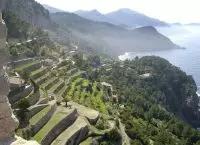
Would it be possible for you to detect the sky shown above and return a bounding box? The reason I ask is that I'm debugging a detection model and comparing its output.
[36,0,200,24]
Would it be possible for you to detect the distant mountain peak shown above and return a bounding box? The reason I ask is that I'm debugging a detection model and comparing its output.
[106,9,169,27]
[43,4,66,13]
[75,9,101,14]
[117,8,137,14]
[74,9,119,25]
[90,9,100,13]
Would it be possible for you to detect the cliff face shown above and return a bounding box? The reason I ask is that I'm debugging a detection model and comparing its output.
[0,14,18,141]
[0,13,39,145]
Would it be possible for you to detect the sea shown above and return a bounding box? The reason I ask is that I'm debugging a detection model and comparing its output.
[119,26,200,95]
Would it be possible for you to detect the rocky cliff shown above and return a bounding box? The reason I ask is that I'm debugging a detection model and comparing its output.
[0,12,39,145]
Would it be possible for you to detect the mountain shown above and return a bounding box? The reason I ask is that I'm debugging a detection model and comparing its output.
[106,8,169,27]
[43,4,66,13]
[50,12,180,56]
[0,0,51,28]
[0,0,179,56]
[75,9,120,25]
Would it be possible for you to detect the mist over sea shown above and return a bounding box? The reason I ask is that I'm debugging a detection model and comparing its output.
[119,26,200,94]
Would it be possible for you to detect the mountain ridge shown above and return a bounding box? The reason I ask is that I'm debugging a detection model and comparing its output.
[106,8,169,27]
[43,4,66,13]
[74,9,120,25]
[50,12,181,56]
[75,8,169,27]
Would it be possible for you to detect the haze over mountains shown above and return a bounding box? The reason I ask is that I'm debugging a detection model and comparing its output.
[75,8,169,27]
[0,1,182,56]
[44,4,169,28]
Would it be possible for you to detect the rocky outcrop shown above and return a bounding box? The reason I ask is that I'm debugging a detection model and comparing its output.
[0,12,18,141]
[0,13,39,145]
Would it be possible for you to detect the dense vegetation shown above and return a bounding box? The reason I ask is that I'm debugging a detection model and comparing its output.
[2,11,29,39]
[2,11,57,59]
[94,56,200,145]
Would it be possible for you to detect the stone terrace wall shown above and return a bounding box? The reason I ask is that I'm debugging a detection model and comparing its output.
[27,104,49,119]
[32,102,57,136]
[66,126,89,145]
[41,109,78,145]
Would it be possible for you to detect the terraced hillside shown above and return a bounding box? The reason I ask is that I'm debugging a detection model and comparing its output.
[8,57,122,145]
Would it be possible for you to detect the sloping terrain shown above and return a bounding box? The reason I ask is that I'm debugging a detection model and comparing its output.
[8,57,118,145]
[0,0,180,57]
[8,54,200,145]
[50,12,181,56]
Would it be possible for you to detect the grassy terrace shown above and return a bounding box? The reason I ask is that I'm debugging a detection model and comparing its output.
[57,86,66,96]
[51,116,88,145]
[35,72,51,84]
[16,105,50,137]
[47,79,63,93]
[30,67,47,78]
[33,106,71,143]
[68,101,99,121]
[12,89,34,108]
[15,61,40,72]
[29,105,50,125]
[41,77,56,88]
[66,71,84,84]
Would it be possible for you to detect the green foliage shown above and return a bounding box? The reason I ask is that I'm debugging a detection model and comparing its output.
[98,56,200,144]
[3,11,29,39]
[20,70,30,82]
[16,98,30,123]
[95,117,110,130]
[17,98,30,110]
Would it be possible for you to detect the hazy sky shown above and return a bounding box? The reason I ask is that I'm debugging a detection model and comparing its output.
[36,0,200,24]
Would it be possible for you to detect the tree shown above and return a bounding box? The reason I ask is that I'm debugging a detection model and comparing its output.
[17,98,30,123]
[20,71,30,83]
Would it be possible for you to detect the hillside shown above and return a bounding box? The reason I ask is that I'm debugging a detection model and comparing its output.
[0,0,179,56]
[50,12,180,56]
[0,0,51,27]
[7,54,200,145]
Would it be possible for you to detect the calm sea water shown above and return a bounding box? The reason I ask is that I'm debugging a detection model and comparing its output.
[119,26,200,93]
